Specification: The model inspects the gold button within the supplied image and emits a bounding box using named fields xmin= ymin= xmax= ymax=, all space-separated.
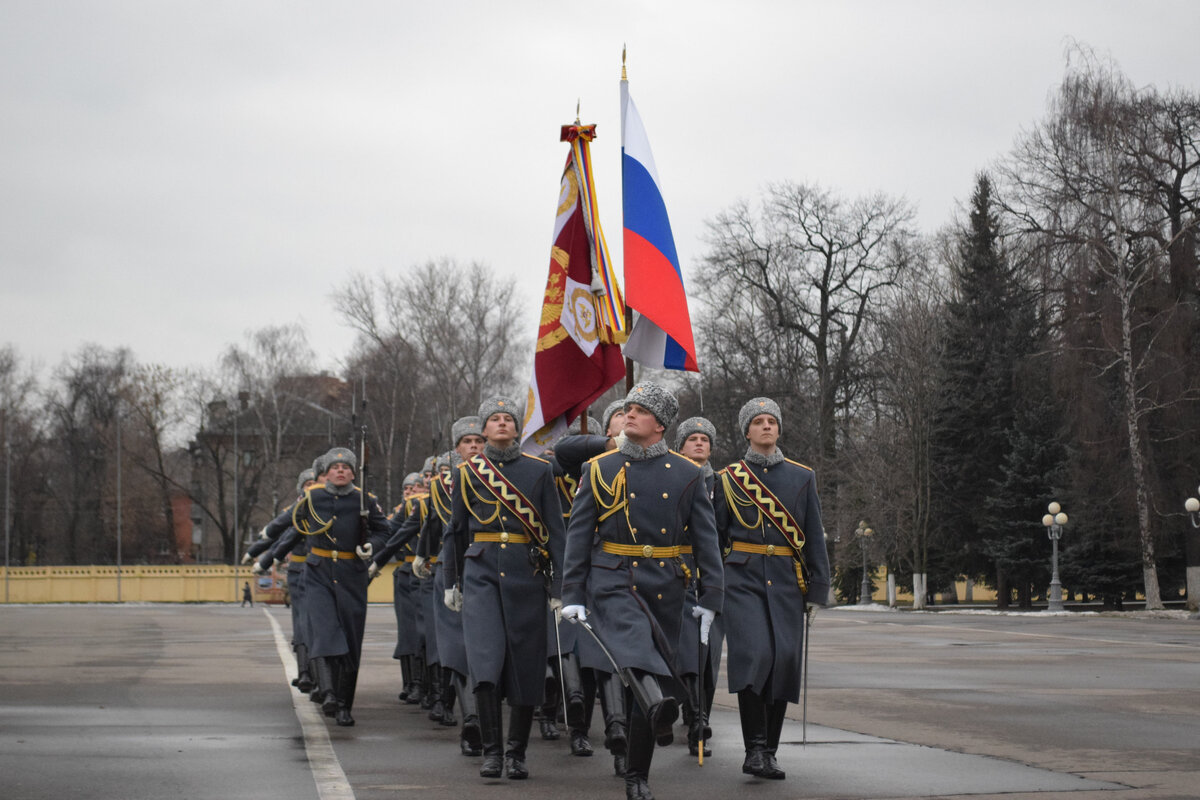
xmin=500 ymin=543 xmax=507 ymax=549
xmin=765 ymin=544 xmax=775 ymax=555
xmin=662 ymin=493 xmax=669 ymax=499
xmin=658 ymin=561 xmax=665 ymax=567
xmin=630 ymin=492 xmax=636 ymax=499
xmin=631 ymin=527 xmax=638 ymax=534
xmin=632 ymin=561 xmax=639 ymax=568
xmin=642 ymin=545 xmax=653 ymax=558
xmin=501 ymin=571 xmax=506 ymax=577
xmin=500 ymin=532 xmax=510 ymax=542
xmin=625 ymin=462 xmax=631 ymax=467
xmin=661 ymin=528 xmax=667 ymax=534
xmin=767 ymin=580 xmax=773 ymax=586
xmin=632 ymin=585 xmax=637 ymax=591
xmin=665 ymin=463 xmax=671 ymax=468
xmin=657 ymin=593 xmax=663 ymax=599
xmin=502 ymin=516 xmax=508 ymax=522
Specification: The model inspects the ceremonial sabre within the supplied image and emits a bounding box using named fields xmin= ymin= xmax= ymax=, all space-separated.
xmin=553 ymin=608 xmax=570 ymax=732
xmin=802 ymin=606 xmax=815 ymax=744
xmin=573 ymin=618 xmax=630 ymax=688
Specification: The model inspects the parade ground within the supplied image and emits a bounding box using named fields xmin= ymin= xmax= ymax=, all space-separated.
xmin=1 ymin=604 xmax=1196 ymax=800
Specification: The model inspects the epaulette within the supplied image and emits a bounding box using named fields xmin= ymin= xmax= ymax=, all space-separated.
xmin=668 ymin=449 xmax=702 ymax=469
xmin=784 ymin=458 xmax=815 ymax=472
xmin=521 ymin=452 xmax=550 ymax=464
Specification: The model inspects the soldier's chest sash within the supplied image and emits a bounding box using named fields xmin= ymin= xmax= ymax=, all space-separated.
xmin=461 ymin=455 xmax=548 ymax=545
xmin=430 ymin=476 xmax=453 ymax=524
xmin=296 ymin=490 xmax=362 ymax=546
xmin=723 ymin=461 xmax=805 ymax=555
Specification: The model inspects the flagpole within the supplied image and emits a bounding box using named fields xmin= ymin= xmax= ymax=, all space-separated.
xmin=621 ymin=46 xmax=635 ymax=393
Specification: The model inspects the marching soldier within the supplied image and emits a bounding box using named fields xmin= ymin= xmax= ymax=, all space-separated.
xmin=713 ymin=398 xmax=830 ymax=780
xmin=291 ymin=447 xmax=391 ymax=727
xmin=368 ymin=472 xmax=428 ymax=703
xmin=561 ymin=382 xmax=724 ymax=800
xmin=443 ymin=397 xmax=565 ymax=780
xmin=673 ymin=416 xmax=723 ymax=757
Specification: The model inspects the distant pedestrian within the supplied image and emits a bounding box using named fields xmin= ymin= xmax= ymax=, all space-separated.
xmin=241 ymin=581 xmax=253 ymax=607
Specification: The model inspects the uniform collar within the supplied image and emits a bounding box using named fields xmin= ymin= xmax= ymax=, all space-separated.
xmin=484 ymin=443 xmax=523 ymax=463
xmin=743 ymin=446 xmax=784 ymax=467
xmin=326 ymin=481 xmax=357 ymax=497
xmin=620 ymin=438 xmax=669 ymax=461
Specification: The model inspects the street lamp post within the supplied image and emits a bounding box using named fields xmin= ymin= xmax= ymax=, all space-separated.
xmin=1041 ymin=502 xmax=1068 ymax=612
xmin=855 ymin=521 xmax=874 ymax=605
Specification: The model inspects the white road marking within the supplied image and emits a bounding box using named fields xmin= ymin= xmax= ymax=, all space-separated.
xmin=264 ymin=608 xmax=357 ymax=800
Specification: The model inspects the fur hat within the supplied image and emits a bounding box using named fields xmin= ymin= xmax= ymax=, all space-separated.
xmin=452 ymin=415 xmax=483 ymax=445
xmin=738 ymin=397 xmax=782 ymax=437
xmin=295 ymin=468 xmax=316 ymax=494
xmin=601 ymin=399 xmax=626 ymax=433
xmin=567 ymin=415 xmax=602 ymax=435
xmin=435 ymin=451 xmax=453 ymax=472
xmin=402 ymin=472 xmax=421 ymax=488
xmin=624 ymin=381 xmax=679 ymax=430
xmin=311 ymin=455 xmax=326 ymax=477
xmin=478 ymin=396 xmax=521 ymax=434
xmin=421 ymin=455 xmax=436 ymax=474
xmin=322 ymin=447 xmax=357 ymax=473
xmin=675 ymin=416 xmax=717 ymax=451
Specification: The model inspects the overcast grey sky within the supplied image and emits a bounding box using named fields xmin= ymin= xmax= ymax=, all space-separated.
xmin=3 ymin=1 xmax=1199 ymax=379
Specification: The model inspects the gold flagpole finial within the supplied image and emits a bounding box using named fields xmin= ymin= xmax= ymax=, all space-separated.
xmin=575 ymin=98 xmax=581 ymax=125
xmin=621 ymin=44 xmax=627 ymax=81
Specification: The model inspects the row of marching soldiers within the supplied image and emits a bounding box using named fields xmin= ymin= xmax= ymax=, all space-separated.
xmin=248 ymin=382 xmax=830 ymax=800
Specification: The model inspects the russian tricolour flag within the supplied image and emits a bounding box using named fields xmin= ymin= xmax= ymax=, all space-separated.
xmin=620 ymin=79 xmax=700 ymax=372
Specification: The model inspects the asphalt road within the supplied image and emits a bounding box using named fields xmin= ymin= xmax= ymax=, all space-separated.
xmin=0 ymin=604 xmax=1196 ymax=800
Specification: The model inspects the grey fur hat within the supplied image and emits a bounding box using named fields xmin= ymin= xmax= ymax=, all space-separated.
xmin=435 ymin=451 xmax=453 ymax=471
xmin=322 ymin=446 xmax=357 ymax=473
xmin=601 ymin=399 xmax=626 ymax=433
xmin=421 ymin=455 xmax=436 ymax=474
xmin=738 ymin=397 xmax=782 ymax=437
xmin=478 ymin=396 xmax=521 ymax=434
xmin=675 ymin=416 xmax=717 ymax=451
xmin=624 ymin=381 xmax=679 ymax=430
xmin=402 ymin=472 xmax=421 ymax=488
xmin=568 ymin=415 xmax=602 ymax=435
xmin=452 ymin=415 xmax=483 ymax=445
xmin=311 ymin=456 xmax=326 ymax=477
xmin=295 ymin=468 xmax=316 ymax=494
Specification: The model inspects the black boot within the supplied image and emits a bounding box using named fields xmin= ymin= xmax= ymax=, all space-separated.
xmin=571 ymin=666 xmax=595 ymax=756
xmin=505 ymin=704 xmax=534 ymax=780
xmin=683 ymin=675 xmax=712 ymax=757
xmin=295 ymin=644 xmax=314 ymax=693
xmin=454 ymin=671 xmax=481 ymax=756
xmin=424 ymin=663 xmax=442 ymax=717
xmin=409 ymin=652 xmax=426 ymax=706
xmin=476 ymin=684 xmax=504 ymax=778
xmin=623 ymin=669 xmax=678 ymax=747
xmin=438 ymin=666 xmax=457 ymax=726
xmin=398 ymin=655 xmax=413 ymax=702
xmin=624 ymin=707 xmax=656 ymax=800
xmin=758 ymin=699 xmax=788 ymax=779
xmin=613 ymin=753 xmax=627 ymax=778
xmin=336 ymin=665 xmax=357 ymax=727
xmin=314 ymin=657 xmax=338 ymax=718
xmin=570 ymin=729 xmax=594 ymax=756
xmin=737 ymin=690 xmax=768 ymax=777
xmin=561 ymin=653 xmax=587 ymax=730
xmin=540 ymin=662 xmax=560 ymax=739
xmin=599 ymin=671 xmax=628 ymax=756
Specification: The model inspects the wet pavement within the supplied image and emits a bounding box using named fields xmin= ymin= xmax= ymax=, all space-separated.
xmin=0 ymin=603 xmax=1196 ymax=800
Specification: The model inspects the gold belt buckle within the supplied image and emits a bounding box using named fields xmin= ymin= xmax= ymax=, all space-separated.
xmin=332 ymin=549 xmax=341 ymax=559
xmin=765 ymin=544 xmax=775 ymax=556
xmin=500 ymin=532 xmax=510 ymax=543
xmin=642 ymin=545 xmax=653 ymax=558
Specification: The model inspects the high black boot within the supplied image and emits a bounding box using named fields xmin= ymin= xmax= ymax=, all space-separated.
xmin=336 ymin=665 xmax=357 ymax=727
xmin=438 ymin=666 xmax=457 ymax=727
xmin=504 ymin=704 xmax=534 ymax=780
xmin=398 ymin=655 xmax=414 ymax=702
xmin=294 ymin=644 xmax=314 ymax=693
xmin=683 ymin=675 xmax=712 ymax=757
xmin=758 ymin=699 xmax=788 ymax=779
xmin=737 ymin=689 xmax=768 ymax=777
xmin=623 ymin=706 xmax=656 ymax=800
xmin=623 ymin=669 xmax=678 ymax=747
xmin=561 ymin=653 xmax=587 ymax=730
xmin=476 ymin=683 xmax=504 ymax=778
xmin=424 ymin=662 xmax=442 ymax=716
xmin=314 ymin=657 xmax=338 ymax=718
xmin=598 ymin=671 xmax=628 ymax=756
xmin=570 ymin=666 xmax=595 ymax=756
xmin=408 ymin=652 xmax=426 ymax=706
xmin=453 ymin=671 xmax=481 ymax=756
xmin=539 ymin=662 xmax=560 ymax=740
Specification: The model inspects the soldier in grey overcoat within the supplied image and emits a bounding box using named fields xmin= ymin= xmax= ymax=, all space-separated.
xmin=713 ymin=398 xmax=830 ymax=780
xmin=291 ymin=447 xmax=391 ymax=727
xmin=443 ymin=397 xmax=565 ymax=780
xmin=561 ymin=382 xmax=724 ymax=800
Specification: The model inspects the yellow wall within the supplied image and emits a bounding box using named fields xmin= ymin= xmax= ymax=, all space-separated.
xmin=0 ymin=564 xmax=400 ymax=604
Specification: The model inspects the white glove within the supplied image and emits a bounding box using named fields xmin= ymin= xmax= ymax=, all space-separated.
xmin=611 ymin=431 xmax=627 ymax=450
xmin=367 ymin=562 xmax=380 ymax=579
xmin=443 ymin=586 xmax=463 ymax=612
xmin=412 ymin=555 xmax=431 ymax=579
xmin=692 ymin=605 xmax=717 ymax=645
xmin=241 ymin=552 xmax=252 ymax=565
xmin=251 ymin=561 xmax=265 ymax=575
xmin=561 ymin=604 xmax=587 ymax=623
xmin=548 ymin=597 xmax=563 ymax=612
xmin=355 ymin=543 xmax=373 ymax=561
xmin=258 ymin=527 xmax=269 ymax=539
